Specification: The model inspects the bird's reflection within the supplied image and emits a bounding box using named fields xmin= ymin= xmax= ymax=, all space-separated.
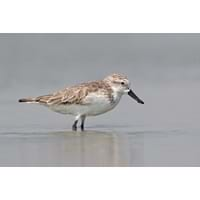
xmin=47 ymin=130 xmax=124 ymax=166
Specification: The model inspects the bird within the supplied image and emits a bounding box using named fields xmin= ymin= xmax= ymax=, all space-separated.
xmin=19 ymin=73 xmax=144 ymax=131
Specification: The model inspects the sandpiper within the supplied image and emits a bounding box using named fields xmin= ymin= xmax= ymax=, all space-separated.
xmin=19 ymin=73 xmax=144 ymax=131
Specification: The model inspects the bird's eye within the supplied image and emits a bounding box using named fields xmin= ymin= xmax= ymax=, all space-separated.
xmin=121 ymin=81 xmax=125 ymax=85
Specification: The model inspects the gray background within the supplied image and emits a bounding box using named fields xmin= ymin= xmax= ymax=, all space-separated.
xmin=0 ymin=34 xmax=200 ymax=166
xmin=1 ymin=34 xmax=200 ymax=87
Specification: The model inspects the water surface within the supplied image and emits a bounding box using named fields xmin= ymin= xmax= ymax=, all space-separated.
xmin=1 ymin=127 xmax=200 ymax=166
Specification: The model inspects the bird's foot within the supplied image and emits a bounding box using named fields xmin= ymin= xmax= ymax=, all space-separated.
xmin=72 ymin=125 xmax=77 ymax=131
xmin=80 ymin=124 xmax=84 ymax=131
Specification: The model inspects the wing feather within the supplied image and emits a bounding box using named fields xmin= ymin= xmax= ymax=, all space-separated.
xmin=34 ymin=81 xmax=113 ymax=105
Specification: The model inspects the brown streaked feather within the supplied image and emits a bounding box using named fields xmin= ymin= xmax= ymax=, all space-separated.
xmin=34 ymin=95 xmax=51 ymax=104
xmin=34 ymin=81 xmax=114 ymax=105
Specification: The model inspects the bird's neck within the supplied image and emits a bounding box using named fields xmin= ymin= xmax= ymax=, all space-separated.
xmin=103 ymin=80 xmax=123 ymax=103
xmin=111 ymin=87 xmax=123 ymax=103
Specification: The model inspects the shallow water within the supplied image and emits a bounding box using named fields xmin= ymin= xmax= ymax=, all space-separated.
xmin=2 ymin=81 xmax=199 ymax=167
xmin=1 ymin=34 xmax=200 ymax=166
xmin=1 ymin=128 xmax=200 ymax=166
xmin=1 ymin=93 xmax=200 ymax=167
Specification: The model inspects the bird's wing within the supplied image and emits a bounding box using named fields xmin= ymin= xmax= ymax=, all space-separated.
xmin=59 ymin=86 xmax=89 ymax=105
xmin=35 ymin=81 xmax=111 ymax=105
xmin=34 ymin=88 xmax=78 ymax=105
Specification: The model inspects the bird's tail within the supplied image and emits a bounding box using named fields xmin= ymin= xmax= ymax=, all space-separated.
xmin=18 ymin=97 xmax=37 ymax=103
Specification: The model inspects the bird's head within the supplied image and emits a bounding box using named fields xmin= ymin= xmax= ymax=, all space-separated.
xmin=104 ymin=73 xmax=144 ymax=104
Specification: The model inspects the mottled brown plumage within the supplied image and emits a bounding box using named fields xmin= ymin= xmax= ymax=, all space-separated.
xmin=33 ymin=80 xmax=114 ymax=105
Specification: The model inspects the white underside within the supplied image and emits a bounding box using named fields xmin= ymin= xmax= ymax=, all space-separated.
xmin=47 ymin=92 xmax=123 ymax=117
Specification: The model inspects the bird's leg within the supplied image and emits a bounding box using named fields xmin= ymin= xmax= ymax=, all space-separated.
xmin=80 ymin=115 xmax=86 ymax=131
xmin=72 ymin=120 xmax=78 ymax=131
xmin=72 ymin=115 xmax=86 ymax=131
xmin=72 ymin=115 xmax=80 ymax=131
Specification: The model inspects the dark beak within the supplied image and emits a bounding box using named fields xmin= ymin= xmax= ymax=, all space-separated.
xmin=128 ymin=89 xmax=144 ymax=104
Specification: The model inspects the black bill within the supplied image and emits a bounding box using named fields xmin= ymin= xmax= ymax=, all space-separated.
xmin=128 ymin=89 xmax=144 ymax=104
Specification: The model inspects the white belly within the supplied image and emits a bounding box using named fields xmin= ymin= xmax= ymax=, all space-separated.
xmin=48 ymin=92 xmax=122 ymax=116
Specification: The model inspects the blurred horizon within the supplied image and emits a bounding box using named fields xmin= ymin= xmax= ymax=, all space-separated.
xmin=0 ymin=34 xmax=200 ymax=93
